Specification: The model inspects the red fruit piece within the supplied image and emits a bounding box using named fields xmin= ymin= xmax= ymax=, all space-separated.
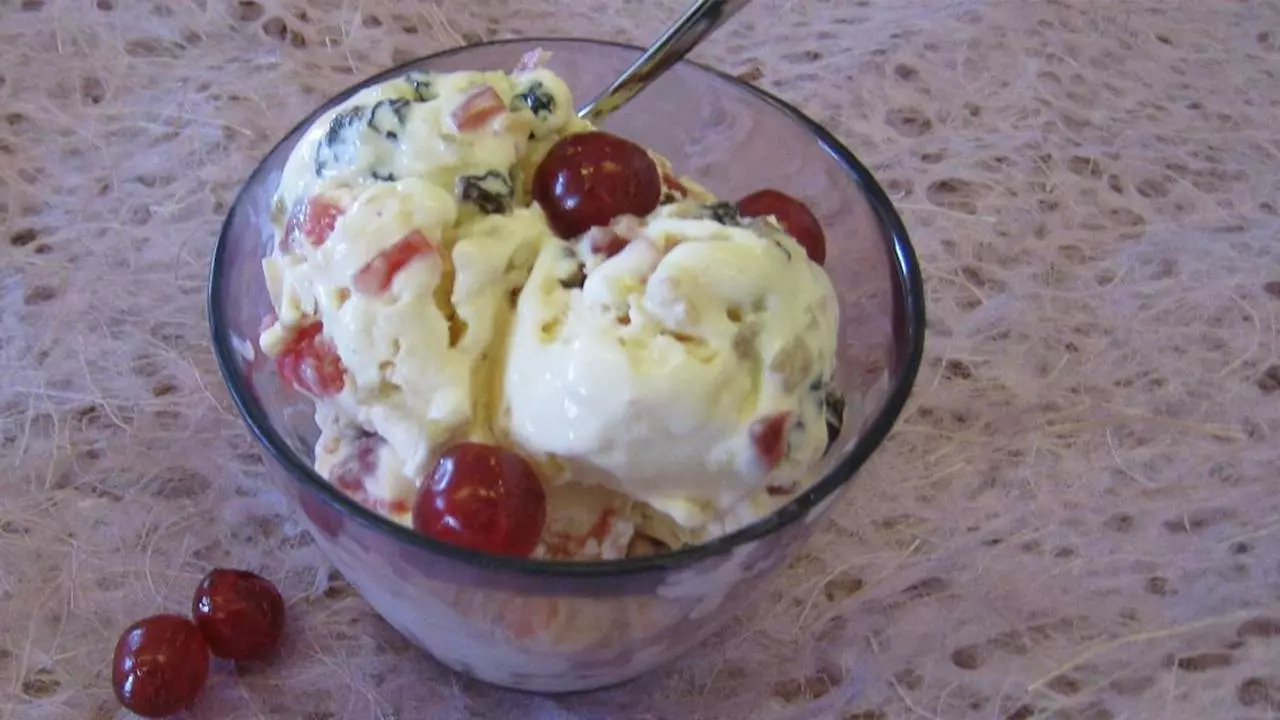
xmin=318 ymin=433 xmax=415 ymax=518
xmin=276 ymin=322 xmax=346 ymax=396
xmin=329 ymin=433 xmax=382 ymax=500
xmin=532 ymin=131 xmax=662 ymax=239
xmin=736 ymin=189 xmax=827 ymax=265
xmin=595 ymin=234 xmax=629 ymax=258
xmin=452 ymin=85 xmax=507 ymax=132
xmin=192 ymin=568 xmax=286 ymax=662
xmin=112 ymin=614 xmax=210 ymax=718
xmin=586 ymin=508 xmax=617 ymax=543
xmin=352 ymin=230 xmax=435 ymax=295
xmin=540 ymin=508 xmax=618 ymax=559
xmin=749 ymin=412 xmax=791 ymax=470
xmin=583 ymin=226 xmax=629 ymax=259
xmin=377 ymin=497 xmax=411 ymax=516
xmin=412 ymin=442 xmax=547 ymax=557
xmin=282 ymin=196 xmax=343 ymax=252
xmin=661 ymin=172 xmax=688 ymax=201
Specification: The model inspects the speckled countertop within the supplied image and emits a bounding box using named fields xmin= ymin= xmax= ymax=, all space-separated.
xmin=2 ymin=0 xmax=1279 ymax=718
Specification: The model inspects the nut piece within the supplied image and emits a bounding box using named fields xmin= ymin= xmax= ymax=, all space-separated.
xmin=769 ymin=337 xmax=814 ymax=392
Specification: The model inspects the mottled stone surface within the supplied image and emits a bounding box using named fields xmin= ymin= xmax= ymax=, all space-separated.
xmin=1 ymin=0 xmax=1278 ymax=718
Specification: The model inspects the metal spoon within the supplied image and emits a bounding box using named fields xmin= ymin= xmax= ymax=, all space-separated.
xmin=577 ymin=0 xmax=754 ymax=124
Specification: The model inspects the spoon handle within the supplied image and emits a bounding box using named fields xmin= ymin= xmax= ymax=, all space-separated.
xmin=577 ymin=0 xmax=754 ymax=124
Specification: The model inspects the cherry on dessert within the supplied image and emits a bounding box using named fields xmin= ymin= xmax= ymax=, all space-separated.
xmin=192 ymin=568 xmax=286 ymax=662
xmin=749 ymin=412 xmax=791 ymax=470
xmin=412 ymin=442 xmax=547 ymax=557
xmin=276 ymin=322 xmax=346 ymax=397
xmin=583 ymin=226 xmax=629 ymax=259
xmin=112 ymin=614 xmax=210 ymax=718
xmin=282 ymin=196 xmax=343 ymax=252
xmin=532 ymin=131 xmax=661 ymax=239
xmin=736 ymin=189 xmax=827 ymax=265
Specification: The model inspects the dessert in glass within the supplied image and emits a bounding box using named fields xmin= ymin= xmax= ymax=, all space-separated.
xmin=209 ymin=39 xmax=924 ymax=693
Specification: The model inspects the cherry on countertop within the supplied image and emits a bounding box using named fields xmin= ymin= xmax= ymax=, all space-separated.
xmin=112 ymin=614 xmax=210 ymax=718
xmin=191 ymin=568 xmax=286 ymax=662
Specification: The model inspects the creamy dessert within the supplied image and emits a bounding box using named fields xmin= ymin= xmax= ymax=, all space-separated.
xmin=259 ymin=53 xmax=845 ymax=561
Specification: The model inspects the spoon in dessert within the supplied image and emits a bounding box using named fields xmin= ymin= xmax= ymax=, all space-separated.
xmin=577 ymin=0 xmax=754 ymax=124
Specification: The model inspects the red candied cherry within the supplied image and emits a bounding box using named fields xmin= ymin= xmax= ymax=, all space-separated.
xmin=749 ymin=412 xmax=791 ymax=470
xmin=192 ymin=568 xmax=286 ymax=662
xmin=276 ymin=322 xmax=345 ymax=396
xmin=736 ymin=189 xmax=827 ymax=265
xmin=412 ymin=442 xmax=547 ymax=557
xmin=282 ymin=196 xmax=343 ymax=252
xmin=532 ymin=131 xmax=662 ymax=239
xmin=112 ymin=614 xmax=210 ymax=718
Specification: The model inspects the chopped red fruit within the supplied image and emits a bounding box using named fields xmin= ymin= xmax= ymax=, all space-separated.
xmin=737 ymin=189 xmax=827 ymax=265
xmin=329 ymin=434 xmax=381 ymax=496
xmin=282 ymin=196 xmax=343 ymax=252
xmin=586 ymin=508 xmax=616 ymax=542
xmin=352 ymin=230 xmax=435 ymax=295
xmin=750 ymin=412 xmax=791 ymax=470
xmin=377 ymin=498 xmax=411 ymax=516
xmin=412 ymin=442 xmax=547 ymax=557
xmin=191 ymin=569 xmax=286 ymax=662
xmin=661 ymin=172 xmax=688 ymax=200
xmin=276 ymin=322 xmax=345 ymax=396
xmin=538 ymin=531 xmax=576 ymax=559
xmin=585 ymin=227 xmax=629 ymax=258
xmin=112 ymin=614 xmax=210 ymax=718
xmin=532 ymin=131 xmax=662 ymax=238
xmin=315 ymin=433 xmax=414 ymax=518
xmin=452 ymin=86 xmax=507 ymax=132
xmin=540 ymin=508 xmax=618 ymax=559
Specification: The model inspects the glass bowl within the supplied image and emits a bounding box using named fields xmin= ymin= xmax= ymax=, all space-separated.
xmin=208 ymin=38 xmax=925 ymax=693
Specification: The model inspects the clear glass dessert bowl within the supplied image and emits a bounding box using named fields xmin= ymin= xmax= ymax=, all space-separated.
xmin=208 ymin=38 xmax=925 ymax=693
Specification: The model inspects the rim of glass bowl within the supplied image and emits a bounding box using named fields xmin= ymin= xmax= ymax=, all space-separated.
xmin=208 ymin=37 xmax=926 ymax=579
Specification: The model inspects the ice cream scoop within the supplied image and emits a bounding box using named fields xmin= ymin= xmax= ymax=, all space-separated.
xmin=257 ymin=59 xmax=841 ymax=557
xmin=502 ymin=203 xmax=839 ymax=534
